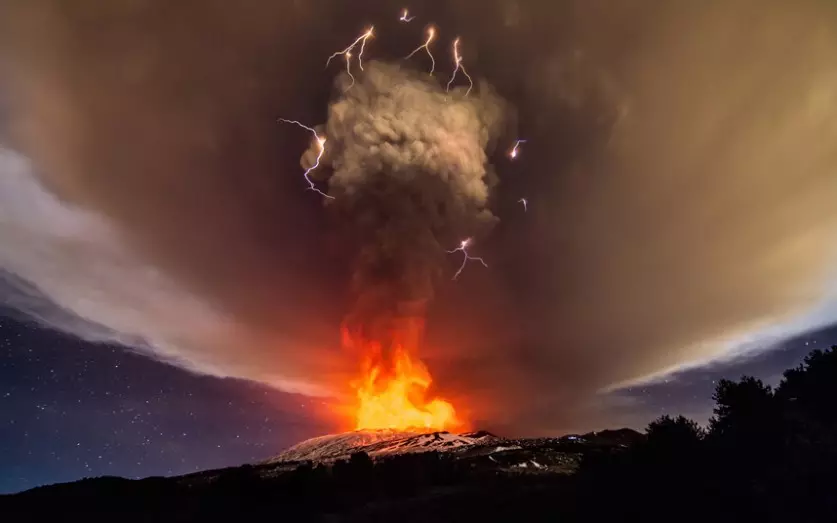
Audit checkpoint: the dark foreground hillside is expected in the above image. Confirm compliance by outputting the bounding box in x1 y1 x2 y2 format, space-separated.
3 346 837 523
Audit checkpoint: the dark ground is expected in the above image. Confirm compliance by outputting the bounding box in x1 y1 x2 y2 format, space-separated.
3 347 837 522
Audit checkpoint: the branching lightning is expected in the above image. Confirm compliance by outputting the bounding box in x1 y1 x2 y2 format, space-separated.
405 26 436 75
518 198 528 212
326 26 374 73
399 9 415 22
446 238 487 280
509 139 526 159
278 118 334 200
445 37 473 96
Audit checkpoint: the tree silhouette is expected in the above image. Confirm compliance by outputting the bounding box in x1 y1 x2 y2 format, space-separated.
708 376 778 441
349 450 374 469
646 414 704 448
771 346 837 518
777 346 837 425
8 346 837 522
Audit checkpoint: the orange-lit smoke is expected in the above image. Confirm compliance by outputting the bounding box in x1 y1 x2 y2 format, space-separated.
343 319 461 432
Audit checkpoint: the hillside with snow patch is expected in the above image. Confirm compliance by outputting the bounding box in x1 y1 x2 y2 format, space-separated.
266 429 500 463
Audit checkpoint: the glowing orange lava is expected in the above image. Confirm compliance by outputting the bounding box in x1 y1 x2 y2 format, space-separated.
343 320 460 432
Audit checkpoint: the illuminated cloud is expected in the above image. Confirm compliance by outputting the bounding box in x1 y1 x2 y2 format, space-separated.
0 148 332 396
1 0 836 434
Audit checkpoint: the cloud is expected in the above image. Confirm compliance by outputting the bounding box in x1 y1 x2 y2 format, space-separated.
0 148 331 396
1 0 836 434
297 60 505 342
435 0 837 433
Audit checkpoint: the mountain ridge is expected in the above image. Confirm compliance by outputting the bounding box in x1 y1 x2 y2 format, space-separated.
264 427 645 464
265 429 501 463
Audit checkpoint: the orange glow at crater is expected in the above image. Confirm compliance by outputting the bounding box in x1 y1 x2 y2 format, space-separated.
343 319 461 432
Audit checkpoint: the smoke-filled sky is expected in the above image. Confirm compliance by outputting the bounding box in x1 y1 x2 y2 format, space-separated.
2 0 837 436
303 60 505 351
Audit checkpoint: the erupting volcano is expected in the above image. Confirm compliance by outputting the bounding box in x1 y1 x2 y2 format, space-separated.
344 319 461 432
354 345 458 431
291 61 504 436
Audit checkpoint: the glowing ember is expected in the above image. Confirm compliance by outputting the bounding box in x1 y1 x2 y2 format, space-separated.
343 320 460 432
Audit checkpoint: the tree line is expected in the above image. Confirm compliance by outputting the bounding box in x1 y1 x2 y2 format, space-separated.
4 346 837 522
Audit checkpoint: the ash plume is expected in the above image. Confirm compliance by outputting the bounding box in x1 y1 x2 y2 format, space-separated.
435 0 837 433
0 147 330 396
1 0 837 434
0 0 352 397
299 62 506 342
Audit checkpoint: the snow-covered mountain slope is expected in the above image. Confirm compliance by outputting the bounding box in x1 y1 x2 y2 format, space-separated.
266 429 500 464
360 430 497 455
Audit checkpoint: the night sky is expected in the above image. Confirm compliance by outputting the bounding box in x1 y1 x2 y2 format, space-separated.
0 312 327 494
2 0 837 496
2 308 835 494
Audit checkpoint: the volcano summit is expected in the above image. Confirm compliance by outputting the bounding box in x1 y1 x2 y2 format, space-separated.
265 429 500 463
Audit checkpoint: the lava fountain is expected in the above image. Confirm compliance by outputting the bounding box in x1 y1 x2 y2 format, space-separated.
343 317 461 432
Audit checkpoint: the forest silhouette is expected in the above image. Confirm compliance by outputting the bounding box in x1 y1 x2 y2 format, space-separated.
4 346 837 522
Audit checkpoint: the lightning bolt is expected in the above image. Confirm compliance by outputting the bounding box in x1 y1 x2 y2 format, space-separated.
278 118 334 200
405 26 436 75
326 26 374 72
509 139 526 160
446 238 487 280
518 198 528 212
399 9 415 22
445 37 473 96
344 52 356 90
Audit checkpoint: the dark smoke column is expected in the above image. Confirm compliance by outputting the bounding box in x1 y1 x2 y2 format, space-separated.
299 61 506 348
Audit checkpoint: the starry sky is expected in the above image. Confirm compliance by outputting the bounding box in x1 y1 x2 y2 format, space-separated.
0 312 327 494
2 307 835 494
